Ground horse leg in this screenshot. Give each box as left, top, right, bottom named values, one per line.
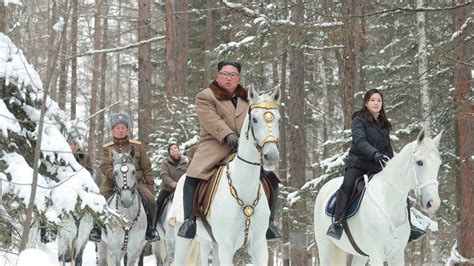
left=73, top=240, right=88, bottom=266
left=351, top=255, right=368, bottom=266
left=315, top=233, right=339, bottom=266
left=249, top=238, right=269, bottom=266
left=387, top=250, right=405, bottom=265
left=173, top=236, right=193, bottom=265
left=97, top=241, right=107, bottom=266
left=216, top=243, right=236, bottom=265
left=211, top=242, right=220, bottom=266
left=198, top=240, right=212, bottom=265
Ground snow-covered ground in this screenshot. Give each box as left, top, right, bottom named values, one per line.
left=1, top=241, right=158, bottom=266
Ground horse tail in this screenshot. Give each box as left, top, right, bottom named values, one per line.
left=330, top=244, right=346, bottom=265
left=185, top=240, right=199, bottom=265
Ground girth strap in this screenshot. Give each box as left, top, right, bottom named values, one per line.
left=342, top=220, right=368, bottom=257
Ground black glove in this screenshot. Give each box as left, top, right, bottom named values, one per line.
left=225, top=133, right=239, bottom=151
left=373, top=151, right=389, bottom=165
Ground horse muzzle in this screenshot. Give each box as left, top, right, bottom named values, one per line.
left=120, top=189, right=134, bottom=208
left=262, top=143, right=279, bottom=171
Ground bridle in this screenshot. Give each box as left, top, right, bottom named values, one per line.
left=237, top=101, right=279, bottom=166
left=365, top=144, right=439, bottom=239
left=112, top=155, right=142, bottom=251
left=114, top=157, right=138, bottom=208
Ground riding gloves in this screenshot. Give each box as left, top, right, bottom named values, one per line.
left=225, top=133, right=239, bottom=151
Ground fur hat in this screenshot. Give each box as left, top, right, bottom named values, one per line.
left=109, top=112, right=130, bottom=129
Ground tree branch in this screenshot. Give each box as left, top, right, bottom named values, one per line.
left=75, top=35, right=165, bottom=58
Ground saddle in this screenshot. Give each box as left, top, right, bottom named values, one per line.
left=325, top=172, right=376, bottom=219
left=193, top=153, right=274, bottom=219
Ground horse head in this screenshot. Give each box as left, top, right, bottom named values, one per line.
left=247, top=87, right=281, bottom=171
left=411, top=129, right=443, bottom=214
left=112, top=149, right=137, bottom=208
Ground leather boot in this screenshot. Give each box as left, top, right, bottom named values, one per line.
left=145, top=200, right=160, bottom=242
left=326, top=189, right=349, bottom=240
left=89, top=223, right=102, bottom=242
left=407, top=198, right=426, bottom=242
left=266, top=186, right=282, bottom=240
left=177, top=176, right=199, bottom=238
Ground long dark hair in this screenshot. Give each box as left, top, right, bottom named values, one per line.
left=358, top=89, right=392, bottom=129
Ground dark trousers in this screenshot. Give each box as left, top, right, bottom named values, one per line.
left=140, top=193, right=158, bottom=230
left=340, top=167, right=366, bottom=197
left=156, top=190, right=172, bottom=215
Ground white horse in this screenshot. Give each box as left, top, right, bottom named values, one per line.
left=97, top=150, right=147, bottom=266
left=57, top=212, right=93, bottom=266
left=172, top=87, right=281, bottom=265
left=152, top=197, right=175, bottom=265
left=314, top=129, right=443, bottom=265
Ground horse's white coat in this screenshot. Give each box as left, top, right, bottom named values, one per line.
left=57, top=212, right=93, bottom=265
left=314, top=130, right=442, bottom=265
left=98, top=151, right=147, bottom=266
left=171, top=87, right=281, bottom=265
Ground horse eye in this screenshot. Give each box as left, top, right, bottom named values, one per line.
left=252, top=117, right=258, bottom=123
left=416, top=161, right=423, bottom=166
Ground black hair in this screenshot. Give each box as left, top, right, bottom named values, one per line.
left=359, top=89, right=392, bottom=129
left=217, top=61, right=242, bottom=73
left=167, top=143, right=179, bottom=154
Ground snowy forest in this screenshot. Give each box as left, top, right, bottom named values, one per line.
left=0, top=0, right=472, bottom=265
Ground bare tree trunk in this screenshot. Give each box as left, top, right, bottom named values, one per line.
left=203, top=0, right=214, bottom=88
left=43, top=2, right=70, bottom=95
left=165, top=0, right=188, bottom=97
left=58, top=0, right=69, bottom=111
left=341, top=0, right=361, bottom=129
left=0, top=4, right=6, bottom=33
left=138, top=0, right=152, bottom=145
left=113, top=0, right=122, bottom=113
left=46, top=0, right=58, bottom=93
left=453, top=0, right=474, bottom=259
left=288, top=0, right=307, bottom=265
left=417, top=0, right=431, bottom=135
left=19, top=72, right=51, bottom=253
left=98, top=4, right=109, bottom=150
left=87, top=0, right=103, bottom=162
left=70, top=0, right=78, bottom=119
left=280, top=40, right=290, bottom=266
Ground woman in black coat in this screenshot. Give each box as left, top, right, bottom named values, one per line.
left=326, top=89, right=425, bottom=242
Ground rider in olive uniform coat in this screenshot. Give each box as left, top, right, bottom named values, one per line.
left=89, top=112, right=160, bottom=242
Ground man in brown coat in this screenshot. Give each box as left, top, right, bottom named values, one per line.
left=177, top=61, right=281, bottom=240
left=89, top=112, right=160, bottom=242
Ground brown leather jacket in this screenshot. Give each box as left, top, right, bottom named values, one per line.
left=99, top=137, right=155, bottom=202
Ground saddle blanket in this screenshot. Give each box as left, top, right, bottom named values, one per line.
left=325, top=174, right=375, bottom=219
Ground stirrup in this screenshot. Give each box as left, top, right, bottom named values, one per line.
left=177, top=219, right=196, bottom=239
left=89, top=229, right=101, bottom=242
left=326, top=222, right=343, bottom=240
left=266, top=221, right=282, bottom=240
left=408, top=225, right=426, bottom=242
left=146, top=229, right=160, bottom=242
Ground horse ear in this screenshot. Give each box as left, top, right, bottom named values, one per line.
left=433, top=130, right=443, bottom=148
left=248, top=87, right=259, bottom=104
left=271, top=88, right=281, bottom=104
left=417, top=128, right=425, bottom=144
